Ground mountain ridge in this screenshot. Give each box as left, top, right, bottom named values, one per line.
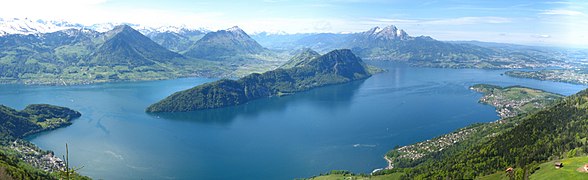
left=146, top=49, right=371, bottom=112
left=89, top=25, right=184, bottom=67
left=183, top=26, right=266, bottom=60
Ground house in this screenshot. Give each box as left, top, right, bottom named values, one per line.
left=555, top=162, right=563, bottom=169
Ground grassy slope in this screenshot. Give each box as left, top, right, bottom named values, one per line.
left=308, top=173, right=404, bottom=180
left=478, top=156, right=588, bottom=180
left=476, top=172, right=508, bottom=180
left=530, top=156, right=588, bottom=180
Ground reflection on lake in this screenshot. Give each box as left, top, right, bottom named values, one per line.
left=153, top=80, right=365, bottom=125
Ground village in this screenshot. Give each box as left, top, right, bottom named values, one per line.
left=9, top=140, right=66, bottom=172
left=470, top=84, right=563, bottom=119
left=392, top=128, right=477, bottom=162
left=506, top=69, right=588, bottom=86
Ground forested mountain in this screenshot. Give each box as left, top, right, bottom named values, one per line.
left=89, top=25, right=184, bottom=67
left=0, top=25, right=222, bottom=85
left=279, top=48, right=321, bottom=69
left=0, top=104, right=81, bottom=138
left=146, top=49, right=372, bottom=112
left=183, top=26, right=266, bottom=60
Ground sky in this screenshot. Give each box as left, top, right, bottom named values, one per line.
left=1, top=0, right=587, bottom=47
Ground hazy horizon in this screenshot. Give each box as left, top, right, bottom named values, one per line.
left=1, top=0, right=587, bottom=47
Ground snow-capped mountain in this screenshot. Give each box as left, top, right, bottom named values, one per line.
left=150, top=25, right=209, bottom=34
left=0, top=18, right=210, bottom=37
left=0, top=17, right=83, bottom=36
left=224, top=26, right=252, bottom=38
left=361, top=25, right=410, bottom=41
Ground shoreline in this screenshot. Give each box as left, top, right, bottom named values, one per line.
left=371, top=155, right=393, bottom=175
left=385, top=155, right=393, bottom=169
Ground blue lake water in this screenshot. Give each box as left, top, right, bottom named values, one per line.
left=0, top=62, right=586, bottom=179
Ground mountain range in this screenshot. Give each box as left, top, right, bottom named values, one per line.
left=253, top=25, right=574, bottom=69
left=0, top=18, right=582, bottom=85
left=0, top=23, right=281, bottom=85
left=0, top=17, right=208, bottom=37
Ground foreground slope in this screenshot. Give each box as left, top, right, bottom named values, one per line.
left=0, top=104, right=87, bottom=179
left=529, top=156, right=588, bottom=179
left=388, top=88, right=588, bottom=179
left=147, top=49, right=371, bottom=112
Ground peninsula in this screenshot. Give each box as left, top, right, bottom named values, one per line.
left=146, top=49, right=373, bottom=112
left=0, top=104, right=87, bottom=179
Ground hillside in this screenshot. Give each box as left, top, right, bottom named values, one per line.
left=529, top=156, right=588, bottom=179
left=89, top=25, right=185, bottom=67
left=383, top=84, right=564, bottom=170
left=384, top=87, right=588, bottom=179
left=183, top=26, right=266, bottom=60
left=145, top=29, right=206, bottom=53
left=0, top=25, right=225, bottom=85
left=0, top=104, right=81, bottom=138
left=0, top=104, right=87, bottom=179
left=279, top=48, right=321, bottom=69
left=146, top=49, right=372, bottom=112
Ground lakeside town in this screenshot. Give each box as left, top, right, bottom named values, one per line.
left=9, top=140, right=65, bottom=172
left=506, top=69, right=588, bottom=86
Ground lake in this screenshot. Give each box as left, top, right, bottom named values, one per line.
left=1, top=62, right=586, bottom=179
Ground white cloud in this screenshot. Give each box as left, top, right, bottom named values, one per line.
left=532, top=34, right=551, bottom=38
left=540, top=9, right=585, bottom=16
left=368, top=16, right=512, bottom=26
left=426, top=17, right=512, bottom=25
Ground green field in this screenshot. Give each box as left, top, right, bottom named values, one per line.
left=308, top=172, right=404, bottom=180
left=530, top=156, right=588, bottom=180
left=476, top=172, right=508, bottom=180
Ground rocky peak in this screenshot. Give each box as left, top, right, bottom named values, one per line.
left=361, top=25, right=410, bottom=41
left=226, top=26, right=247, bottom=36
